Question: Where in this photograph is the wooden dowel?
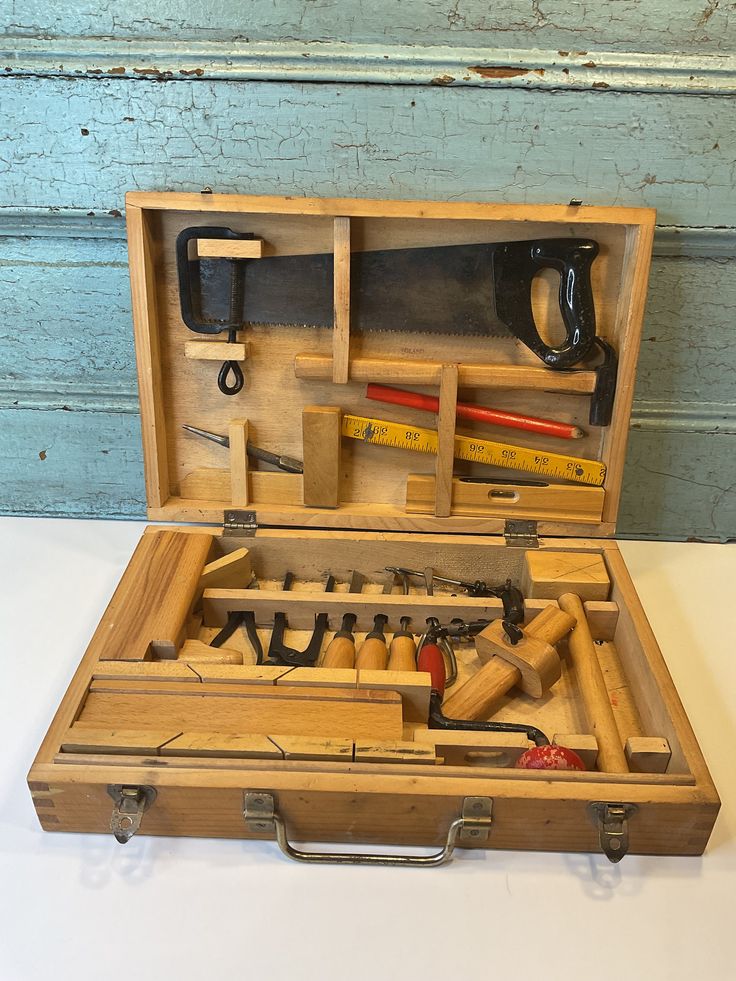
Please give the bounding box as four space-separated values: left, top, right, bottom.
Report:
558 592 629 773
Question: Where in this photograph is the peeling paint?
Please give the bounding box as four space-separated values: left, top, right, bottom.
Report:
430 74 455 85
469 65 530 79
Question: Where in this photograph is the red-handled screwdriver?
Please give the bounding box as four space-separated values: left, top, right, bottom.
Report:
366 384 584 440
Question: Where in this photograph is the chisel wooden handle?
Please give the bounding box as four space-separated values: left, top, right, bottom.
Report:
558 592 628 773
388 617 417 671
355 614 389 671
322 613 357 669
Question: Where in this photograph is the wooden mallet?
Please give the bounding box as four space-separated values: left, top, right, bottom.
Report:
441 605 575 721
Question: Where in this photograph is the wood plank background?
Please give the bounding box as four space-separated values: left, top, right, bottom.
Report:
1 2 734 540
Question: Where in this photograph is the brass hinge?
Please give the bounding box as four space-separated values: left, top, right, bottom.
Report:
588 801 638 863
224 509 258 536
504 519 539 548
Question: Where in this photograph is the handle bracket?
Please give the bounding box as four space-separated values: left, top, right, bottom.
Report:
243 793 493 867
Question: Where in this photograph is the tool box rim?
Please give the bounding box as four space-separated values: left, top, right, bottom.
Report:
126 192 656 539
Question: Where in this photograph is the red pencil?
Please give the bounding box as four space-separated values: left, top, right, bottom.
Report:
366 384 584 440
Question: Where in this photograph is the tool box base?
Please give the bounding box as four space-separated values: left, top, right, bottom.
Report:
29 528 719 862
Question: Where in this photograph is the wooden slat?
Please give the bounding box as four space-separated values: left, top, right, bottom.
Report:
294 353 597 393
229 419 250 506
92 662 201 682
357 670 432 723
184 340 248 361
161 732 280 759
177 639 243 665
180 468 302 505
270 735 354 761
60 726 181 755
354 741 437 764
195 239 263 259
414 730 528 767
332 216 351 383
99 530 212 661
406 475 604 523
434 363 458 517
79 684 404 740
126 203 169 508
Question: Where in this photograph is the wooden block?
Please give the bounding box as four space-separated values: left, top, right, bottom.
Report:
178 639 243 665
302 406 341 508
92 662 201 682
357 670 432 722
186 612 203 638
414 730 528 767
194 664 294 685
522 551 611 601
277 667 358 689
625 736 671 773
200 547 252 590
434 363 458 517
60 726 181 755
229 419 250 506
270 735 354 761
161 732 281 759
405 474 605 523
79 684 404 740
553 733 600 771
473 620 562 696
195 238 263 259
99 530 213 661
332 216 351 384
354 740 437 764
184 340 249 361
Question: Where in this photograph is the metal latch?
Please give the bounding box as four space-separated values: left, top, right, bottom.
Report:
107 785 157 843
504 519 539 548
588 801 637 863
224 509 258 536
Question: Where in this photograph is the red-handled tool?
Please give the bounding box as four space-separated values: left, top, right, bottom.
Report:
416 641 569 755
366 384 584 440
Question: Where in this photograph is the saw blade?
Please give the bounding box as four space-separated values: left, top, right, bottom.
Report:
197 243 506 336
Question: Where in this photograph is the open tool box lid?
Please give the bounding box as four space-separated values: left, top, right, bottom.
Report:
125 193 655 538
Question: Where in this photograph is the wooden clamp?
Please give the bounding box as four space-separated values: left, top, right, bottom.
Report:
441 605 574 721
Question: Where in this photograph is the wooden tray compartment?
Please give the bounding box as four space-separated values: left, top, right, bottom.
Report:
29 527 719 857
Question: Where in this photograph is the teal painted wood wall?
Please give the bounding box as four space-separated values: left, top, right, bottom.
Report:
1 2 735 539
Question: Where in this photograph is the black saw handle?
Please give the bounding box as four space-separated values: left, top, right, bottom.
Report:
493 238 599 370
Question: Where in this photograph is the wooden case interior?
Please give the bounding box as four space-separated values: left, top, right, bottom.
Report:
127 194 655 536
51 528 705 788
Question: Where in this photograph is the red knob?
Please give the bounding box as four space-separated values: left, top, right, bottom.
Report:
515 745 586 770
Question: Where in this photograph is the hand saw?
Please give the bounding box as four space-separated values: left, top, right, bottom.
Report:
176 229 599 371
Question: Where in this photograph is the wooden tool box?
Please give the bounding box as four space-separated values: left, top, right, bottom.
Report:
28 194 720 865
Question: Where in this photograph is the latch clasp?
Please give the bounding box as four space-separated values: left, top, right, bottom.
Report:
588 801 637 863
107 785 157 843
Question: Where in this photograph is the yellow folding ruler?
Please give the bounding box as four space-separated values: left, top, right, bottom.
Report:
341 414 606 486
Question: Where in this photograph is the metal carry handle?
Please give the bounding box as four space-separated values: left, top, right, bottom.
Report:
243 793 492 867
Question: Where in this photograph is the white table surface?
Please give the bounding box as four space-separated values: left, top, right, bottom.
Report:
1 517 733 981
